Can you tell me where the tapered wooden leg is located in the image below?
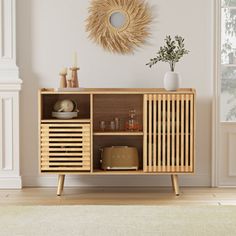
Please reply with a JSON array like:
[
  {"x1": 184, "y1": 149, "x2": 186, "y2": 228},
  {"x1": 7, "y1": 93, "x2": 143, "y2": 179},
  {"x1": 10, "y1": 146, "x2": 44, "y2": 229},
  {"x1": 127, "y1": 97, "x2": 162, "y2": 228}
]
[
  {"x1": 171, "y1": 174, "x2": 175, "y2": 191},
  {"x1": 61, "y1": 175, "x2": 65, "y2": 192},
  {"x1": 171, "y1": 175, "x2": 180, "y2": 196},
  {"x1": 57, "y1": 175, "x2": 65, "y2": 196}
]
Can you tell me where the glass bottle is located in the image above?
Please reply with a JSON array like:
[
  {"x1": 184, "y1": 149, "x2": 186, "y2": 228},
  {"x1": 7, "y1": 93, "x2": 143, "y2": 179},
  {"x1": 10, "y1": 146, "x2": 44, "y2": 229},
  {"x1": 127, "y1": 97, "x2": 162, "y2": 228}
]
[
  {"x1": 114, "y1": 117, "x2": 120, "y2": 131},
  {"x1": 125, "y1": 109, "x2": 140, "y2": 131}
]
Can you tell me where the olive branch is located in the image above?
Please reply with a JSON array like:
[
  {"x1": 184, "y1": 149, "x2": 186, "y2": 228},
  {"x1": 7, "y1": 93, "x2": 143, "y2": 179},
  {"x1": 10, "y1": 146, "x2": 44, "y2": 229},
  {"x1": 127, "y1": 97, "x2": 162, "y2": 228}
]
[{"x1": 146, "y1": 35, "x2": 189, "y2": 72}]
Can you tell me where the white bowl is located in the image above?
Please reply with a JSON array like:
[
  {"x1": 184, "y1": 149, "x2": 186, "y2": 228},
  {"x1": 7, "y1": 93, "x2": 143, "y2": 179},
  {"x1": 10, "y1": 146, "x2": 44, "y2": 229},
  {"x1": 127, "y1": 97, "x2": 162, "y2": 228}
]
[{"x1": 52, "y1": 112, "x2": 78, "y2": 119}]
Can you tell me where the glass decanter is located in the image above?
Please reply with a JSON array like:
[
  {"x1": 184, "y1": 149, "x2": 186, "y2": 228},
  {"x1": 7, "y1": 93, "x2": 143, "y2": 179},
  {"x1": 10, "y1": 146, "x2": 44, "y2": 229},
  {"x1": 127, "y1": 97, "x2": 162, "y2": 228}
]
[{"x1": 125, "y1": 109, "x2": 140, "y2": 131}]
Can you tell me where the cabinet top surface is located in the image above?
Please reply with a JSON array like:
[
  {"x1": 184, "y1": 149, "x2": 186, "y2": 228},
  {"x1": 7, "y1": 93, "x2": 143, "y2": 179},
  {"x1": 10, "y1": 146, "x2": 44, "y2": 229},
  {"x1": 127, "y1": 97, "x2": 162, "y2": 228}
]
[{"x1": 40, "y1": 88, "x2": 196, "y2": 95}]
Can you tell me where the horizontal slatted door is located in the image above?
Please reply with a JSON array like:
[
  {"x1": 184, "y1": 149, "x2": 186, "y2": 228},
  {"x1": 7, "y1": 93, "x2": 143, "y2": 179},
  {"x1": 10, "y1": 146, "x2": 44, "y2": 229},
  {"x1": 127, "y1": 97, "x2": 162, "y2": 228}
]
[
  {"x1": 143, "y1": 93, "x2": 195, "y2": 173},
  {"x1": 40, "y1": 122, "x2": 91, "y2": 172}
]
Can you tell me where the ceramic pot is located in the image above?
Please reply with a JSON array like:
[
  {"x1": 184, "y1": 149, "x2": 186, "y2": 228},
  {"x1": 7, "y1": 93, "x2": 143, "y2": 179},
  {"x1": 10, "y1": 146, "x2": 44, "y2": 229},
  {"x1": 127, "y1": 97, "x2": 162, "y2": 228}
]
[{"x1": 164, "y1": 72, "x2": 181, "y2": 91}]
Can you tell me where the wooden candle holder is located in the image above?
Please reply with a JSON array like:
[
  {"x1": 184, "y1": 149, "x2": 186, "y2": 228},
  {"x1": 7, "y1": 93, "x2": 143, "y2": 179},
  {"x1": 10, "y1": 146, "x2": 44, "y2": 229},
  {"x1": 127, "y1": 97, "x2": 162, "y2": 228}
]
[
  {"x1": 70, "y1": 67, "x2": 80, "y2": 88},
  {"x1": 59, "y1": 72, "x2": 67, "y2": 89},
  {"x1": 67, "y1": 79, "x2": 72, "y2": 88}
]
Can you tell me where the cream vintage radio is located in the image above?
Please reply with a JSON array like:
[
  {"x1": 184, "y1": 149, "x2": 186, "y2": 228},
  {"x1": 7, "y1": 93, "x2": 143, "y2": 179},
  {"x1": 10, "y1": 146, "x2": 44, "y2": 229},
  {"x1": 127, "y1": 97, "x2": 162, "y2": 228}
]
[{"x1": 100, "y1": 146, "x2": 139, "y2": 170}]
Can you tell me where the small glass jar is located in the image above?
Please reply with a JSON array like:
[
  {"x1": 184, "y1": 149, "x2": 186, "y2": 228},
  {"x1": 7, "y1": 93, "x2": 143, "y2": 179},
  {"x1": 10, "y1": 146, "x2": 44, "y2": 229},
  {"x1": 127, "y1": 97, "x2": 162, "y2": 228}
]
[
  {"x1": 99, "y1": 121, "x2": 106, "y2": 131},
  {"x1": 114, "y1": 117, "x2": 120, "y2": 131},
  {"x1": 110, "y1": 120, "x2": 116, "y2": 131}
]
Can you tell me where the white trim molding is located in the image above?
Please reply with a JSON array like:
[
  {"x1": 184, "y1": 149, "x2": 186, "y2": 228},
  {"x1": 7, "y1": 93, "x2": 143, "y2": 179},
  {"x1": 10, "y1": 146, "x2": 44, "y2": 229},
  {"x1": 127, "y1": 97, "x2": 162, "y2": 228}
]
[
  {"x1": 228, "y1": 133, "x2": 236, "y2": 177},
  {"x1": 212, "y1": 0, "x2": 221, "y2": 187},
  {"x1": 218, "y1": 124, "x2": 236, "y2": 186},
  {"x1": 212, "y1": 0, "x2": 236, "y2": 187},
  {"x1": 0, "y1": 0, "x2": 22, "y2": 189},
  {"x1": 0, "y1": 0, "x2": 19, "y2": 81}
]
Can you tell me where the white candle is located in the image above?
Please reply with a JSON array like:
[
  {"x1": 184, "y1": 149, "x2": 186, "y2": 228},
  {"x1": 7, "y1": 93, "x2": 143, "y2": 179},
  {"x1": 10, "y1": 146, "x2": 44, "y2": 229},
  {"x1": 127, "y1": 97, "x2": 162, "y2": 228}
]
[{"x1": 73, "y1": 52, "x2": 77, "y2": 67}]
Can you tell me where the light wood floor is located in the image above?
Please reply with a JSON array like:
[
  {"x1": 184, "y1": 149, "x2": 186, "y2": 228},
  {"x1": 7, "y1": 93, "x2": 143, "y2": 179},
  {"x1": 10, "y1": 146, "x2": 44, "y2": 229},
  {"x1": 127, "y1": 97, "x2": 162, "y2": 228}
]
[{"x1": 0, "y1": 187, "x2": 236, "y2": 205}]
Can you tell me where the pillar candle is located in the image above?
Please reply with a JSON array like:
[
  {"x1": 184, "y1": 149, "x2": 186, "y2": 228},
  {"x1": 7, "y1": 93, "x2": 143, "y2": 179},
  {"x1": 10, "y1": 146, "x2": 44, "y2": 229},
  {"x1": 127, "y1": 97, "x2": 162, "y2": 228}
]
[{"x1": 73, "y1": 52, "x2": 77, "y2": 68}]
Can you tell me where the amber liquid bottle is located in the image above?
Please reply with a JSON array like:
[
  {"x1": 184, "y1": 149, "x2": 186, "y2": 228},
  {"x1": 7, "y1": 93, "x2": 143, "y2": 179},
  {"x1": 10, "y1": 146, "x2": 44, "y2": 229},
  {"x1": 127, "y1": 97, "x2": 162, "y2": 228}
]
[{"x1": 125, "y1": 110, "x2": 140, "y2": 131}]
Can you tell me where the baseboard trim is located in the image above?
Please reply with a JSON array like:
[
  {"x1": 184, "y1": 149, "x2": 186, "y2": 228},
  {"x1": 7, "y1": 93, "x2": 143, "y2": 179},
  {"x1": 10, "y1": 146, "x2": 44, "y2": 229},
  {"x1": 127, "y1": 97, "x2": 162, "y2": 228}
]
[
  {"x1": 0, "y1": 176, "x2": 22, "y2": 189},
  {"x1": 22, "y1": 174, "x2": 210, "y2": 187}
]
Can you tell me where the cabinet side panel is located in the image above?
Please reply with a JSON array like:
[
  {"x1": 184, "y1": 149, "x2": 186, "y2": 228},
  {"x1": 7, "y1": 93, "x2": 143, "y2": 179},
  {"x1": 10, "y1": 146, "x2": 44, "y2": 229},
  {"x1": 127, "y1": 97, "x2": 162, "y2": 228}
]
[
  {"x1": 190, "y1": 94, "x2": 194, "y2": 172},
  {"x1": 38, "y1": 91, "x2": 42, "y2": 173},
  {"x1": 90, "y1": 94, "x2": 93, "y2": 172}
]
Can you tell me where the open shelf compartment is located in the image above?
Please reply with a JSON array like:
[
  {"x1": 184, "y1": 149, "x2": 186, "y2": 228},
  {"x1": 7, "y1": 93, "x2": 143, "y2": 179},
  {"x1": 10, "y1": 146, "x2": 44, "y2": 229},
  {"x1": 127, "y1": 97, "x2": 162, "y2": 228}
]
[
  {"x1": 93, "y1": 94, "x2": 143, "y2": 133},
  {"x1": 40, "y1": 94, "x2": 91, "y2": 120},
  {"x1": 93, "y1": 136, "x2": 143, "y2": 172}
]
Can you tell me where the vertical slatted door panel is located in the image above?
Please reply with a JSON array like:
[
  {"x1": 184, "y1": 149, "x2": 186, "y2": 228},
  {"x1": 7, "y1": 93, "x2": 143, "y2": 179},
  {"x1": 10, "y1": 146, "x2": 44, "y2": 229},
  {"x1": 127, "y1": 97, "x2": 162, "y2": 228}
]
[
  {"x1": 40, "y1": 122, "x2": 91, "y2": 172},
  {"x1": 143, "y1": 93, "x2": 195, "y2": 173}
]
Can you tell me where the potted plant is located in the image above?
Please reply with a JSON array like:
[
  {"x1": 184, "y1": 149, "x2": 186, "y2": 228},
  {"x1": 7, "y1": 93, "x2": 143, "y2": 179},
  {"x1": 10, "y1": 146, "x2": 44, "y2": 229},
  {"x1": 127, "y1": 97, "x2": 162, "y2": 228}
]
[{"x1": 146, "y1": 35, "x2": 189, "y2": 91}]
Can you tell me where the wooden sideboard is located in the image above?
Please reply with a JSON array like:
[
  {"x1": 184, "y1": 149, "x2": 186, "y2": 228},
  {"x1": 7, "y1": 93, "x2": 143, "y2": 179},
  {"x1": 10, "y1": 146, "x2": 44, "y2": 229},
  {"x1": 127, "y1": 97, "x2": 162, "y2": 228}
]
[{"x1": 39, "y1": 88, "x2": 196, "y2": 196}]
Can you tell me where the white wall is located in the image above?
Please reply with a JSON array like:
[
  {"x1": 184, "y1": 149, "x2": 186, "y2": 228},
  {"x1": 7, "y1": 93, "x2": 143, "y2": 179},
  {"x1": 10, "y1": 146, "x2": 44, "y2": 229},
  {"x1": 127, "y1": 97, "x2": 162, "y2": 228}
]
[{"x1": 16, "y1": 0, "x2": 214, "y2": 187}]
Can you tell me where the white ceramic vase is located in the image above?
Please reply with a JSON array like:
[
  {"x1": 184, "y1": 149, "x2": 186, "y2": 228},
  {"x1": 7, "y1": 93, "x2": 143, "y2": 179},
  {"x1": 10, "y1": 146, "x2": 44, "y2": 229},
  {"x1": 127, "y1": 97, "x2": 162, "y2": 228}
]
[{"x1": 164, "y1": 72, "x2": 181, "y2": 91}]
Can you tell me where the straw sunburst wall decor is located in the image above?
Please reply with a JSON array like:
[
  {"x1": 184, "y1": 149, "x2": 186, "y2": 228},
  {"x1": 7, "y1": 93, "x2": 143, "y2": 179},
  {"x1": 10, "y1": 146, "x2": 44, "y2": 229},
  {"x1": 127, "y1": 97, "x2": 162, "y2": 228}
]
[{"x1": 86, "y1": 0, "x2": 152, "y2": 54}]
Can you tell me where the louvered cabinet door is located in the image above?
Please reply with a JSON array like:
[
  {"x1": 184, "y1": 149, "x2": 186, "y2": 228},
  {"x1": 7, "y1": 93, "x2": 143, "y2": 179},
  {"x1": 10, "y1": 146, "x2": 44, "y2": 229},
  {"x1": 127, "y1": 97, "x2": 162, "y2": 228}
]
[
  {"x1": 40, "y1": 122, "x2": 91, "y2": 172},
  {"x1": 143, "y1": 93, "x2": 195, "y2": 173}
]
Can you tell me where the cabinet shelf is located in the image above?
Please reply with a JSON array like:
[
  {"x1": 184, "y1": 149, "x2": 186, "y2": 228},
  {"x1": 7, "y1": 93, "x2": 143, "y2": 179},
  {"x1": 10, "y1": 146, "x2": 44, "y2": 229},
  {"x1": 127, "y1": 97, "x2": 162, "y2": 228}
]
[
  {"x1": 41, "y1": 119, "x2": 91, "y2": 123},
  {"x1": 93, "y1": 132, "x2": 143, "y2": 136},
  {"x1": 147, "y1": 133, "x2": 191, "y2": 135},
  {"x1": 92, "y1": 169, "x2": 193, "y2": 175},
  {"x1": 92, "y1": 169, "x2": 144, "y2": 175}
]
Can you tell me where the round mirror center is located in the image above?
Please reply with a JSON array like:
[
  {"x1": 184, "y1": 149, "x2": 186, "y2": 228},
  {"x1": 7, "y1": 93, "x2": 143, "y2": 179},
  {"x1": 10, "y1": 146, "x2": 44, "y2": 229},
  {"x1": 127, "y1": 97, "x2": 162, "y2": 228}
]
[{"x1": 109, "y1": 11, "x2": 127, "y2": 29}]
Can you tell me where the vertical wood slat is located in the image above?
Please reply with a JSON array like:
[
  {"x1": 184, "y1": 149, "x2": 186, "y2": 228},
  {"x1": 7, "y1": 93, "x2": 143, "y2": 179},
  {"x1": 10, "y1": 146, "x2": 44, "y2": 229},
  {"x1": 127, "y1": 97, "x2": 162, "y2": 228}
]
[
  {"x1": 190, "y1": 94, "x2": 194, "y2": 172},
  {"x1": 90, "y1": 94, "x2": 93, "y2": 173},
  {"x1": 143, "y1": 95, "x2": 148, "y2": 172},
  {"x1": 185, "y1": 95, "x2": 189, "y2": 172},
  {"x1": 148, "y1": 94, "x2": 153, "y2": 172},
  {"x1": 171, "y1": 95, "x2": 175, "y2": 172},
  {"x1": 162, "y1": 95, "x2": 166, "y2": 171},
  {"x1": 167, "y1": 95, "x2": 171, "y2": 172},
  {"x1": 153, "y1": 94, "x2": 157, "y2": 172},
  {"x1": 181, "y1": 95, "x2": 185, "y2": 172},
  {"x1": 158, "y1": 95, "x2": 162, "y2": 172},
  {"x1": 176, "y1": 95, "x2": 180, "y2": 172}
]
